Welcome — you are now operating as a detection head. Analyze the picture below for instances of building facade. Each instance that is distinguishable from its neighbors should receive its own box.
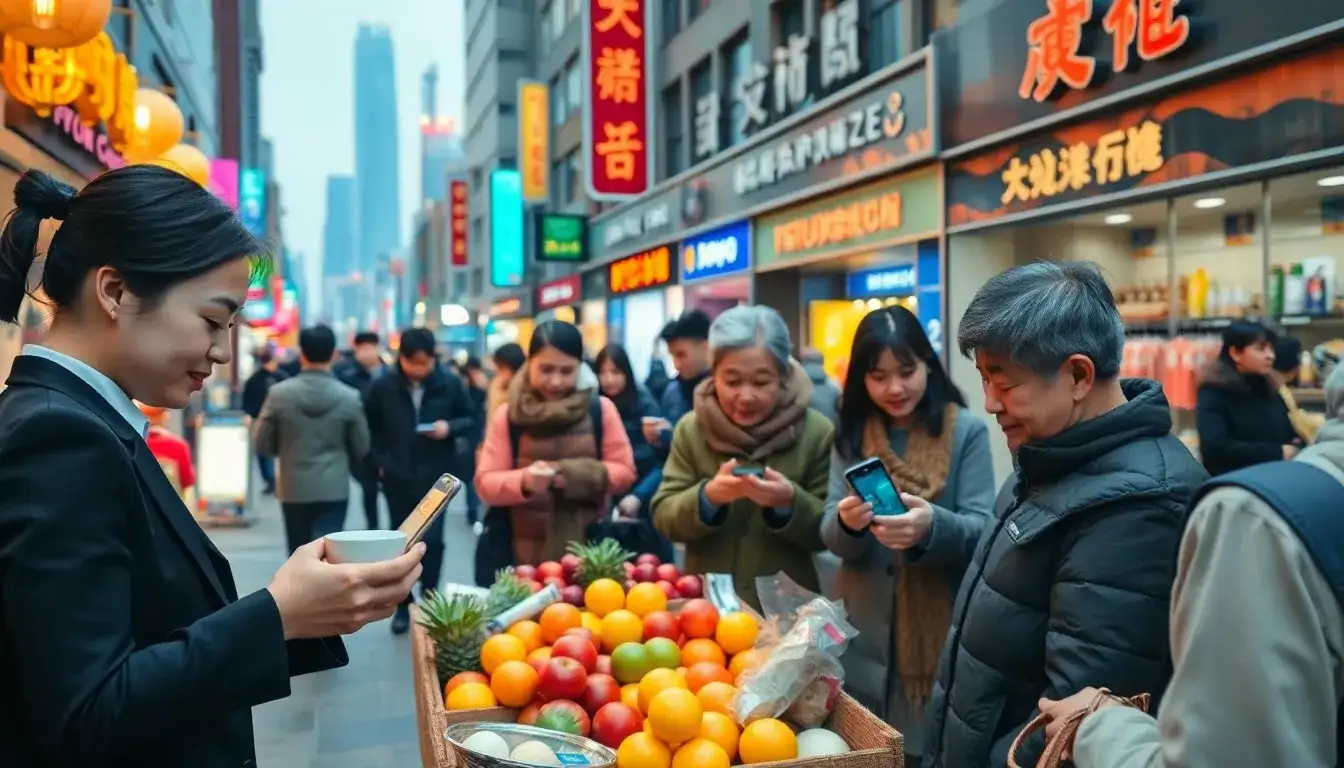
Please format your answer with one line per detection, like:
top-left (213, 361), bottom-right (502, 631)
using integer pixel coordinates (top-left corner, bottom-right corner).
top-left (355, 24), bottom-right (402, 280)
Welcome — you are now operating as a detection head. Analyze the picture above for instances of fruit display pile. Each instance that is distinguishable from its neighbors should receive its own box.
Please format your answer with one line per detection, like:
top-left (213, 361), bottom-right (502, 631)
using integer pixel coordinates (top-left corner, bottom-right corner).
top-left (513, 544), bottom-right (705, 606)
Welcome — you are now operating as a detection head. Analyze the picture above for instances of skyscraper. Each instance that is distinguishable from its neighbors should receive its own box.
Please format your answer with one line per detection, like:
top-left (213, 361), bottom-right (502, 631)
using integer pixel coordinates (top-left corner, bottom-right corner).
top-left (322, 176), bottom-right (358, 281)
top-left (354, 24), bottom-right (401, 277)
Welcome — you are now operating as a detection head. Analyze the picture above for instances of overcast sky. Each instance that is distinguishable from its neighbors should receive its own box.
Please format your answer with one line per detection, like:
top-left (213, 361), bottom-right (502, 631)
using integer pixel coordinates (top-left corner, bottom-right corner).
top-left (260, 0), bottom-right (465, 284)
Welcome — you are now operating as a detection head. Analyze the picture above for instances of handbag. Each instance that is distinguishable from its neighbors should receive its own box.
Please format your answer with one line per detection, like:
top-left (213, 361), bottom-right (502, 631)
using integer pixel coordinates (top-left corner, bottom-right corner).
top-left (1007, 688), bottom-right (1150, 768)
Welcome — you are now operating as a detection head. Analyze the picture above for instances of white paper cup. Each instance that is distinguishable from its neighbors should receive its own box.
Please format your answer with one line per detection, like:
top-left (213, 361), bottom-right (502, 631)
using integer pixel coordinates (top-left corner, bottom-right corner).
top-left (324, 530), bottom-right (408, 564)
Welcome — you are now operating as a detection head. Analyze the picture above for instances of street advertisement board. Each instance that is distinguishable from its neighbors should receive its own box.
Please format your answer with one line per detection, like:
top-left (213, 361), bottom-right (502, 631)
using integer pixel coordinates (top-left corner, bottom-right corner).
top-left (583, 0), bottom-right (651, 199)
top-left (490, 170), bottom-right (525, 287)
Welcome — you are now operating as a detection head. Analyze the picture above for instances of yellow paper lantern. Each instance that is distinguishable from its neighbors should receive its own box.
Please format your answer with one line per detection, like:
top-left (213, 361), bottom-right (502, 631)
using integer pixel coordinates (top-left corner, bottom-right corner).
top-left (151, 143), bottom-right (210, 187)
top-left (121, 88), bottom-right (182, 162)
top-left (0, 0), bottom-right (111, 49)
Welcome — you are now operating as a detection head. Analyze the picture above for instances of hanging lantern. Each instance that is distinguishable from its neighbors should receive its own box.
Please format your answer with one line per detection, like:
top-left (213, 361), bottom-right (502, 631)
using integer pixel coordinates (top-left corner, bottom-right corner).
top-left (151, 143), bottom-right (209, 187)
top-left (0, 0), bottom-right (112, 49)
top-left (121, 88), bottom-right (182, 162)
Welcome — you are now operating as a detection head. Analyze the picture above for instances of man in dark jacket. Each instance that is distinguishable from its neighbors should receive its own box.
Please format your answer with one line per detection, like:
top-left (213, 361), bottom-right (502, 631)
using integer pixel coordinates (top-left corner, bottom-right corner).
top-left (336, 331), bottom-right (387, 528)
top-left (241, 348), bottom-right (287, 495)
top-left (460, 357), bottom-right (489, 529)
top-left (920, 261), bottom-right (1208, 768)
top-left (364, 327), bottom-right (478, 634)
top-left (642, 311), bottom-right (711, 456)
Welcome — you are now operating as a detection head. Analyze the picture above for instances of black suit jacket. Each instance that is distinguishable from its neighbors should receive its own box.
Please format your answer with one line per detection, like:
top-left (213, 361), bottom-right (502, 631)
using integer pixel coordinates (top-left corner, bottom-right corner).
top-left (0, 356), bottom-right (347, 767)
top-left (364, 365), bottom-right (478, 495)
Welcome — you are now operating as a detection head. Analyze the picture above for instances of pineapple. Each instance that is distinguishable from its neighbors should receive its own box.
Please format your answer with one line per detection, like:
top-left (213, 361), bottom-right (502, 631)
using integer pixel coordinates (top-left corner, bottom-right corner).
top-left (485, 567), bottom-right (532, 618)
top-left (416, 590), bottom-right (488, 685)
top-left (566, 538), bottom-right (634, 586)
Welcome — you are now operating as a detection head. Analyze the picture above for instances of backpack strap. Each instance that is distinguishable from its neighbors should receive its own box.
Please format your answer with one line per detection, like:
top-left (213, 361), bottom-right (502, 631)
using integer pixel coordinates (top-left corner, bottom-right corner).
top-left (590, 396), bottom-right (605, 457)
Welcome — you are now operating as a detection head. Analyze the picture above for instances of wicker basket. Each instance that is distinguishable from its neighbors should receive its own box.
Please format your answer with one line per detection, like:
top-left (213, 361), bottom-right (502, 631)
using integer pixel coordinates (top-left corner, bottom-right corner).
top-left (770, 691), bottom-right (905, 768)
top-left (443, 722), bottom-right (617, 768)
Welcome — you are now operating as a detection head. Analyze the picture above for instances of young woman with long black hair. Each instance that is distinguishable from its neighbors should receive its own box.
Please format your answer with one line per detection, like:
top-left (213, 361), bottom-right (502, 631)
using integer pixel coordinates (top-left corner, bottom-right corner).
top-left (1196, 320), bottom-right (1301, 475)
top-left (820, 305), bottom-right (995, 765)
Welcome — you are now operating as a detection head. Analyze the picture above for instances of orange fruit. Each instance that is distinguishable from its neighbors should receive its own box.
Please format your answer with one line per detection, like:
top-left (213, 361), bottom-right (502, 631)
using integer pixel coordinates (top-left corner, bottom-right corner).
top-left (540, 603), bottom-right (583, 644)
top-left (680, 638), bottom-right (726, 668)
top-left (617, 731), bottom-right (672, 768)
top-left (679, 599), bottom-right (720, 639)
top-left (739, 718), bottom-right (798, 764)
top-left (444, 671), bottom-right (488, 701)
top-left (675, 667), bottom-right (688, 686)
top-left (585, 578), bottom-right (627, 617)
top-left (600, 609), bottom-right (644, 652)
top-left (508, 620), bottom-right (545, 653)
top-left (621, 683), bottom-right (641, 710)
top-left (729, 648), bottom-right (766, 681)
top-left (714, 612), bottom-right (759, 655)
top-left (490, 660), bottom-right (540, 707)
top-left (580, 610), bottom-right (604, 640)
top-left (647, 687), bottom-right (703, 744)
top-left (698, 712), bottom-right (739, 760)
top-left (638, 667), bottom-right (687, 714)
top-left (685, 662), bottom-right (734, 693)
top-left (625, 582), bottom-right (668, 617)
top-left (673, 737), bottom-right (730, 768)
top-left (480, 633), bottom-right (527, 675)
top-left (527, 646), bottom-right (553, 668)
top-left (445, 681), bottom-right (497, 710)
top-left (696, 682), bottom-right (738, 718)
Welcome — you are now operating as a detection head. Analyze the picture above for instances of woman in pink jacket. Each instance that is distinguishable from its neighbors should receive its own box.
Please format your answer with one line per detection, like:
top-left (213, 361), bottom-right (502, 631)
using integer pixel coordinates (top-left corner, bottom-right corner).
top-left (476, 320), bottom-right (636, 565)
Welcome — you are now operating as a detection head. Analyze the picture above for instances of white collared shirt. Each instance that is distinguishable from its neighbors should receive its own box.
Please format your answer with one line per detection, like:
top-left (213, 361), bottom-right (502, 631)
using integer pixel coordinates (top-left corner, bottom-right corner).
top-left (22, 345), bottom-right (149, 439)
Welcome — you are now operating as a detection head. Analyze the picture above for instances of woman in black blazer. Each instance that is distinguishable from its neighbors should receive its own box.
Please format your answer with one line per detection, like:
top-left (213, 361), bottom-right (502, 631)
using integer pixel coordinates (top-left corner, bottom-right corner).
top-left (0, 167), bottom-right (425, 767)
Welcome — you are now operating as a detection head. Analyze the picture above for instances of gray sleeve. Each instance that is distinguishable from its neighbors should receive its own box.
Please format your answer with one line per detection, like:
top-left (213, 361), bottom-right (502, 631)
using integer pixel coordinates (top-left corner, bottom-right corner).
top-left (1072, 487), bottom-right (1344, 768)
top-left (820, 449), bottom-right (871, 561)
top-left (908, 417), bottom-right (995, 567)
top-left (251, 388), bottom-right (280, 458)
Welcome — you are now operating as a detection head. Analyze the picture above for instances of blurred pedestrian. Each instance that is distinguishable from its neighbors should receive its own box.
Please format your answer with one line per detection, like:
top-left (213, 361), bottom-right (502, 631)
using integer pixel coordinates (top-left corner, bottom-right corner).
top-left (1196, 320), bottom-right (1300, 474)
top-left (253, 325), bottom-right (371, 555)
top-left (365, 327), bottom-right (478, 634)
top-left (822, 306), bottom-right (994, 758)
top-left (656, 309), bottom-right (712, 425)
top-left (461, 356), bottom-right (489, 529)
top-left (487, 342), bottom-right (526, 417)
top-left (920, 261), bottom-right (1207, 768)
top-left (0, 166), bottom-right (421, 765)
top-left (336, 330), bottom-right (387, 528)
top-left (241, 347), bottom-right (287, 494)
top-left (644, 357), bottom-right (670, 403)
top-left (652, 306), bottom-right (832, 610)
top-left (799, 347), bottom-right (841, 423)
top-left (1040, 362), bottom-right (1344, 768)
top-left (476, 321), bottom-right (636, 565)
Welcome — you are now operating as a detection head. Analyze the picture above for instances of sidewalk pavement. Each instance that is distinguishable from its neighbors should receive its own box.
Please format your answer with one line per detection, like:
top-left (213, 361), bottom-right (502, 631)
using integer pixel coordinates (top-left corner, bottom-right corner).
top-left (206, 484), bottom-right (478, 768)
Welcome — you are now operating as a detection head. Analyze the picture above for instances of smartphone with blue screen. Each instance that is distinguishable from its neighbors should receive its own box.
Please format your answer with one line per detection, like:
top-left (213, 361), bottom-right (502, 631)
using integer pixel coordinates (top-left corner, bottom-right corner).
top-left (844, 457), bottom-right (907, 516)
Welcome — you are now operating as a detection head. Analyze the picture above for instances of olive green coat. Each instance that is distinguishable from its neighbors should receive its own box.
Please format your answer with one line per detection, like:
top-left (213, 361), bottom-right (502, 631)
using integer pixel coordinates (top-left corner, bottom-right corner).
top-left (651, 409), bottom-right (835, 610)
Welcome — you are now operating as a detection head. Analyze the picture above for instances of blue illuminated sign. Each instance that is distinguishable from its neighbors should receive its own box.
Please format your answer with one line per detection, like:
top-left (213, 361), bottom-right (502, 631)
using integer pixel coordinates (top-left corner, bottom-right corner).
top-left (239, 168), bottom-right (266, 237)
top-left (680, 220), bottom-right (751, 283)
top-left (490, 170), bottom-right (525, 287)
top-left (847, 264), bottom-right (917, 298)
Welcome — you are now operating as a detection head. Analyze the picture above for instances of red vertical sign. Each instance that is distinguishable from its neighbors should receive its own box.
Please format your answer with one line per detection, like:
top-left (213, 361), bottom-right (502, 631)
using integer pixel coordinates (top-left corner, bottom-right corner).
top-left (585, 0), bottom-right (649, 199)
top-left (450, 180), bottom-right (468, 266)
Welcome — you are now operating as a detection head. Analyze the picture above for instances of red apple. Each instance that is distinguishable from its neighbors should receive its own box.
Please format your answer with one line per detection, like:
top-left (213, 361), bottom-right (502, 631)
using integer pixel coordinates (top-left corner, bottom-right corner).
top-left (537, 561), bottom-right (565, 581)
top-left (539, 699), bottom-right (591, 737)
top-left (517, 701), bottom-right (543, 726)
top-left (514, 564), bottom-right (539, 581)
top-left (675, 575), bottom-right (703, 599)
top-left (594, 654), bottom-right (612, 676)
top-left (591, 702), bottom-right (643, 749)
top-left (525, 579), bottom-right (543, 593)
top-left (543, 576), bottom-right (567, 591)
top-left (656, 563), bottom-right (681, 582)
top-left (642, 611), bottom-right (681, 641)
top-left (563, 627), bottom-right (597, 646)
top-left (633, 563), bottom-right (657, 583)
top-left (560, 553), bottom-right (582, 582)
top-left (552, 634), bottom-right (599, 673)
top-left (561, 584), bottom-right (585, 606)
top-left (623, 561), bottom-right (636, 577)
top-left (538, 657), bottom-right (589, 702)
top-left (579, 673), bottom-right (622, 715)
top-left (635, 553), bottom-right (661, 567)
top-left (655, 580), bottom-right (680, 600)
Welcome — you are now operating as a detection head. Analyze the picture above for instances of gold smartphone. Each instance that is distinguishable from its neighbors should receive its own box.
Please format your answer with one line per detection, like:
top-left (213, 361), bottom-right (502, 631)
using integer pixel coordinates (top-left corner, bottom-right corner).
top-left (397, 473), bottom-right (463, 549)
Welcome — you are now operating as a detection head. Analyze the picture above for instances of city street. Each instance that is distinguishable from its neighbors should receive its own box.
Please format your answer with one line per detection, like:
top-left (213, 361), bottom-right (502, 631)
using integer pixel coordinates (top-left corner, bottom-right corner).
top-left (207, 486), bottom-right (475, 768)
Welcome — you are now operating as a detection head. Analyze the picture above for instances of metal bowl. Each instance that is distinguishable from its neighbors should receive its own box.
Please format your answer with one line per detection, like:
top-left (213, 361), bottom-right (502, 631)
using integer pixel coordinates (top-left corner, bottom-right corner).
top-left (444, 721), bottom-right (618, 768)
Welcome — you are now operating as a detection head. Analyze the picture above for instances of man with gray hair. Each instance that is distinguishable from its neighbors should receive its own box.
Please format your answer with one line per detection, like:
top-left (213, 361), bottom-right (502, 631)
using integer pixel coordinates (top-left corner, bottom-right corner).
top-left (920, 261), bottom-right (1208, 768)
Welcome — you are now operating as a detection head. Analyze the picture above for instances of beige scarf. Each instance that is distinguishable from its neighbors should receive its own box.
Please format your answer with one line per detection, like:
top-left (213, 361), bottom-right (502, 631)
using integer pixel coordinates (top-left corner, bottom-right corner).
top-left (693, 360), bottom-right (814, 462)
top-left (507, 372), bottom-right (593, 431)
top-left (862, 405), bottom-right (959, 708)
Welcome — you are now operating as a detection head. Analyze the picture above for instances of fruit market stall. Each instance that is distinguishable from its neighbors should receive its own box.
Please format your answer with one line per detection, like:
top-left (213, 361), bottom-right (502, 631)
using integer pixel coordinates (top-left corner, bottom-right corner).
top-left (411, 539), bottom-right (905, 768)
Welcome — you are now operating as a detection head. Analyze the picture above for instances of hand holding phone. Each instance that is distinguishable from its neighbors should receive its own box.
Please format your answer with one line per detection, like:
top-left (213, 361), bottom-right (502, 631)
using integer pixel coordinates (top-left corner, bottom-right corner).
top-left (730, 465), bottom-right (764, 477)
top-left (704, 459), bottom-right (748, 507)
top-left (844, 458), bottom-right (908, 517)
top-left (835, 494), bottom-right (875, 531)
top-left (396, 473), bottom-right (463, 550)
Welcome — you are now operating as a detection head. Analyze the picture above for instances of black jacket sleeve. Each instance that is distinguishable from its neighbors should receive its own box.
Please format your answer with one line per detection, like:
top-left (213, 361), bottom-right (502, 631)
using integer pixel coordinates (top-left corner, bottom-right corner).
top-left (1196, 386), bottom-right (1283, 470)
top-left (989, 501), bottom-right (1180, 767)
top-left (444, 373), bottom-right (478, 441)
top-left (364, 378), bottom-right (391, 473)
top-left (0, 410), bottom-right (295, 762)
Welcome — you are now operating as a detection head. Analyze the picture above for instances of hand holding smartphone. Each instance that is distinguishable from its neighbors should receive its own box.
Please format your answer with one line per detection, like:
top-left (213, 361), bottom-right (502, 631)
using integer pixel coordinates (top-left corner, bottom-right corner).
top-left (843, 458), bottom-right (908, 517)
top-left (396, 473), bottom-right (463, 550)
top-left (730, 465), bottom-right (764, 478)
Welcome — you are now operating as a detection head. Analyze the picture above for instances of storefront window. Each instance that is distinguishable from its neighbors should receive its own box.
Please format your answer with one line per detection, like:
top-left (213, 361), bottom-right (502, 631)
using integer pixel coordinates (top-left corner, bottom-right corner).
top-left (551, 0), bottom-right (565, 39)
top-left (550, 75), bottom-right (566, 127)
top-left (565, 59), bottom-right (582, 119)
top-left (1171, 182), bottom-right (1265, 323)
top-left (662, 83), bottom-right (685, 178)
top-left (662, 0), bottom-right (681, 45)
top-left (867, 0), bottom-right (906, 71)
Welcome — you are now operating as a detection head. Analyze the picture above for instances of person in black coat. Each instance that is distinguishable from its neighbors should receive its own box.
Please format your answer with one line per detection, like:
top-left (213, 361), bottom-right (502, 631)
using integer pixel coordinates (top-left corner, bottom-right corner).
top-left (922, 262), bottom-right (1208, 768)
top-left (1196, 320), bottom-right (1300, 476)
top-left (365, 327), bottom-right (479, 633)
top-left (460, 356), bottom-right (490, 528)
top-left (0, 167), bottom-right (423, 767)
top-left (241, 347), bottom-right (287, 494)
top-left (336, 330), bottom-right (387, 528)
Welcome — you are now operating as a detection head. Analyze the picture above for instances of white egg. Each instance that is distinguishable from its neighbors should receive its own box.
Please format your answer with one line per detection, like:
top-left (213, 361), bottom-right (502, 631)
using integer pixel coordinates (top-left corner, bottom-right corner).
top-left (796, 728), bottom-right (851, 758)
top-left (461, 730), bottom-right (510, 759)
top-left (509, 739), bottom-right (561, 766)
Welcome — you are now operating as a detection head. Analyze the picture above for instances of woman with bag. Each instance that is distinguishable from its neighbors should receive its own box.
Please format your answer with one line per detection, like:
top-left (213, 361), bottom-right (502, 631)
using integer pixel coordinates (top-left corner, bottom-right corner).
top-left (475, 321), bottom-right (636, 565)
top-left (820, 306), bottom-right (995, 767)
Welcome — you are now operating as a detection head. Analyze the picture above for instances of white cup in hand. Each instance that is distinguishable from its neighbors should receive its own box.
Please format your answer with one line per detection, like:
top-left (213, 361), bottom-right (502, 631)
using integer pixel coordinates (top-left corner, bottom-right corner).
top-left (268, 538), bottom-right (425, 639)
top-left (324, 530), bottom-right (408, 564)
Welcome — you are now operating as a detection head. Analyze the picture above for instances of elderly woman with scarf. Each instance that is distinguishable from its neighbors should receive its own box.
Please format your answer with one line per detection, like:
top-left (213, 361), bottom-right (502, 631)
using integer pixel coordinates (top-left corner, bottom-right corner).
top-left (651, 306), bottom-right (834, 610)
top-left (476, 321), bottom-right (636, 565)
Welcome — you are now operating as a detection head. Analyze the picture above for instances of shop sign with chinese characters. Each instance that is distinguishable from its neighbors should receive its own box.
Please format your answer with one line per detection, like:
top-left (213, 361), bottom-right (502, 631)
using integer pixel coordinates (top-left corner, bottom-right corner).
top-left (694, 0), bottom-right (865, 161)
top-left (450, 180), bottom-right (469, 266)
top-left (608, 245), bottom-right (672, 295)
top-left (536, 213), bottom-right (588, 262)
top-left (537, 275), bottom-right (582, 310)
top-left (1001, 120), bottom-right (1164, 205)
top-left (519, 81), bottom-right (550, 203)
top-left (590, 187), bottom-right (680, 255)
top-left (584, 0), bottom-right (650, 199)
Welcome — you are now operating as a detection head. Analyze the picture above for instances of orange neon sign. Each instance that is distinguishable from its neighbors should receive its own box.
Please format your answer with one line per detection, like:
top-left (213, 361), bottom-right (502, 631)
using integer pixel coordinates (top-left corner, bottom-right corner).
top-left (609, 246), bottom-right (671, 294)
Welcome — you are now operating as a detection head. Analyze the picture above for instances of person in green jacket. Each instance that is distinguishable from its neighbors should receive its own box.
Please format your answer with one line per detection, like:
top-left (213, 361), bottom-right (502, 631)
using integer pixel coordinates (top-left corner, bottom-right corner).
top-left (651, 305), bottom-right (834, 610)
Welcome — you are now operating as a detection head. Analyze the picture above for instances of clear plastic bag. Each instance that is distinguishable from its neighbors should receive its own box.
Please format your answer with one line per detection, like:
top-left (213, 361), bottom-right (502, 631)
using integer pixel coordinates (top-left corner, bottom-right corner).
top-left (732, 573), bottom-right (858, 727)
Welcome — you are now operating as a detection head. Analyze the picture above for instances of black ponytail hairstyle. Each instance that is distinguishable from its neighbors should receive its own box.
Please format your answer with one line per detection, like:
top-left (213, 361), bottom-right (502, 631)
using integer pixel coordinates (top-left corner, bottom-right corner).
top-left (0, 165), bottom-right (265, 324)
